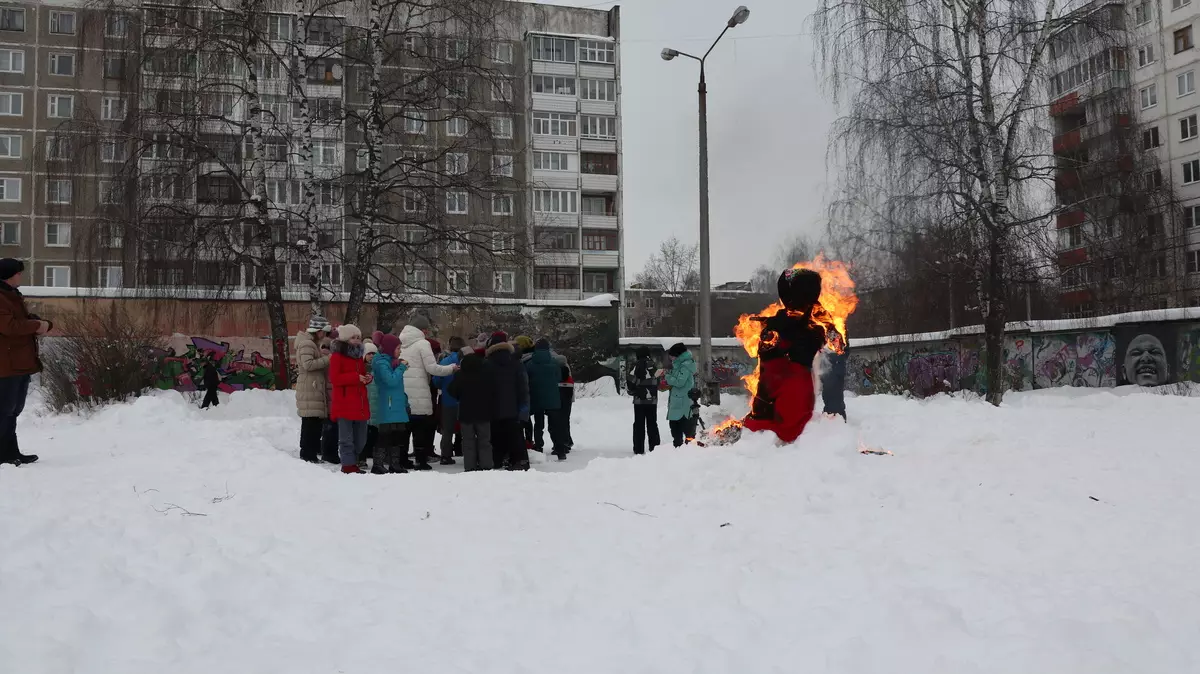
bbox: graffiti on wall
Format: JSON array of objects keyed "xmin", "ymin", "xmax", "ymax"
[
  {"xmin": 152, "ymin": 336, "xmax": 278, "ymax": 392},
  {"xmin": 1031, "ymin": 332, "xmax": 1116, "ymax": 389},
  {"xmin": 1178, "ymin": 325, "xmax": 1200, "ymax": 383},
  {"xmin": 1004, "ymin": 337, "xmax": 1033, "ymax": 392},
  {"xmin": 711, "ymin": 355, "xmax": 751, "ymax": 389}
]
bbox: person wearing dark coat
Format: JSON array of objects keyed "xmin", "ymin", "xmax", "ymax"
[
  {"xmin": 485, "ymin": 332, "xmax": 530, "ymax": 470},
  {"xmin": 200, "ymin": 360, "xmax": 222, "ymax": 409},
  {"xmin": 448, "ymin": 347, "xmax": 495, "ymax": 471},
  {"xmin": 526, "ymin": 338, "xmax": 568, "ymax": 460},
  {"xmin": 626, "ymin": 346, "xmax": 662, "ymax": 454},
  {"xmin": 0, "ymin": 259, "xmax": 51, "ymax": 466},
  {"xmin": 820, "ymin": 332, "xmax": 849, "ymax": 420}
]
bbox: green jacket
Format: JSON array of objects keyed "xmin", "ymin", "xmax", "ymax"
[
  {"xmin": 525, "ymin": 348, "xmax": 563, "ymax": 413},
  {"xmin": 665, "ymin": 351, "xmax": 697, "ymax": 421}
]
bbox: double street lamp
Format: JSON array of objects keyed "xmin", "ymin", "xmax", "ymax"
[{"xmin": 661, "ymin": 5, "xmax": 750, "ymax": 406}]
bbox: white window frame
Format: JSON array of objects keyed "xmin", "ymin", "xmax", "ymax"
[
  {"xmin": 47, "ymin": 94, "xmax": 73, "ymax": 119},
  {"xmin": 0, "ymin": 177, "xmax": 19, "ymax": 201},
  {"xmin": 533, "ymin": 189, "xmax": 578, "ymax": 214},
  {"xmin": 492, "ymin": 154, "xmax": 514, "ymax": 177},
  {"xmin": 313, "ymin": 139, "xmax": 338, "ymax": 166},
  {"xmin": 1184, "ymin": 114, "xmax": 1199, "ymax": 141},
  {"xmin": 446, "ymin": 152, "xmax": 469, "ymax": 175},
  {"xmin": 98, "ymin": 266, "xmax": 123, "ymax": 288},
  {"xmin": 533, "ymin": 151, "xmax": 570, "ymax": 171},
  {"xmin": 0, "ymin": 92, "xmax": 20, "ymax": 116},
  {"xmin": 533, "ymin": 75, "xmax": 576, "ymax": 96},
  {"xmin": 1136, "ymin": 0, "xmax": 1152, "ymax": 25},
  {"xmin": 48, "ymin": 52, "xmax": 74, "ymax": 77},
  {"xmin": 0, "ymin": 8, "xmax": 25, "ymax": 32},
  {"xmin": 580, "ymin": 78, "xmax": 616, "ymax": 101},
  {"xmin": 1138, "ymin": 44, "xmax": 1156, "ymax": 67},
  {"xmin": 404, "ymin": 268, "xmax": 431, "ymax": 292},
  {"xmin": 99, "ymin": 179, "xmax": 120, "ymax": 204},
  {"xmin": 531, "ymin": 35, "xmax": 576, "ymax": 63},
  {"xmin": 45, "ymin": 221, "xmax": 71, "ymax": 246},
  {"xmin": 1144, "ymin": 126, "xmax": 1161, "ymax": 150},
  {"xmin": 0, "ymin": 49, "xmax": 23, "ymax": 73},
  {"xmin": 101, "ymin": 139, "xmax": 127, "ymax": 164},
  {"xmin": 493, "ymin": 42, "xmax": 513, "ymax": 64},
  {"xmin": 446, "ymin": 190, "xmax": 469, "ymax": 214},
  {"xmin": 1186, "ymin": 204, "xmax": 1200, "ymax": 228},
  {"xmin": 404, "ymin": 111, "xmax": 427, "ymax": 135},
  {"xmin": 492, "ymin": 231, "xmax": 515, "ymax": 252},
  {"xmin": 402, "ymin": 190, "xmax": 422, "ymax": 213},
  {"xmin": 49, "ymin": 10, "xmax": 76, "ymax": 35},
  {"xmin": 46, "ymin": 180, "xmax": 72, "ymax": 205},
  {"xmin": 581, "ymin": 115, "xmax": 617, "ymax": 139},
  {"xmin": 447, "ymin": 269, "xmax": 470, "ymax": 292},
  {"xmin": 493, "ymin": 270, "xmax": 515, "ymax": 294},
  {"xmin": 533, "ymin": 112, "xmax": 577, "ymax": 137},
  {"xmin": 1185, "ymin": 159, "xmax": 1200, "ymax": 184},
  {"xmin": 447, "ymin": 75, "xmax": 469, "ymax": 99},
  {"xmin": 492, "ymin": 80, "xmax": 513, "ymax": 102},
  {"xmin": 1180, "ymin": 71, "xmax": 1196, "ymax": 97},
  {"xmin": 0, "ymin": 134, "xmax": 20, "ymax": 158},
  {"xmin": 101, "ymin": 97, "xmax": 127, "ymax": 121},
  {"xmin": 1141, "ymin": 84, "xmax": 1158, "ymax": 109},
  {"xmin": 446, "ymin": 117, "xmax": 469, "ymax": 137},
  {"xmin": 44, "ymin": 265, "xmax": 71, "ymax": 288},
  {"xmin": 579, "ymin": 39, "xmax": 615, "ymax": 64},
  {"xmin": 105, "ymin": 14, "xmax": 129, "ymax": 38},
  {"xmin": 1188, "ymin": 249, "xmax": 1200, "ymax": 274},
  {"xmin": 448, "ymin": 236, "xmax": 470, "ymax": 254},
  {"xmin": 491, "ymin": 116, "xmax": 513, "ymax": 139},
  {"xmin": 45, "ymin": 135, "xmax": 71, "ymax": 160},
  {"xmin": 0, "ymin": 221, "xmax": 19, "ymax": 245},
  {"xmin": 492, "ymin": 193, "xmax": 513, "ymax": 216}
]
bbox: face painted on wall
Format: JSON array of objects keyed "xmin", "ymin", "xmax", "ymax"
[{"xmin": 1124, "ymin": 334, "xmax": 1169, "ymax": 386}]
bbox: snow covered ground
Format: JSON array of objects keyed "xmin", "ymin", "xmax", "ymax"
[{"xmin": 2, "ymin": 384, "xmax": 1199, "ymax": 673}]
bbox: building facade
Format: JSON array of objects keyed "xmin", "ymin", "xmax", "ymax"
[{"xmin": 0, "ymin": 0, "xmax": 623, "ymax": 302}]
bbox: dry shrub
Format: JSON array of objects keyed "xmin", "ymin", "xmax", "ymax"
[{"xmin": 40, "ymin": 305, "xmax": 168, "ymax": 413}]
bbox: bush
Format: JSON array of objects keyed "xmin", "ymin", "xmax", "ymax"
[{"xmin": 39, "ymin": 306, "xmax": 168, "ymax": 413}]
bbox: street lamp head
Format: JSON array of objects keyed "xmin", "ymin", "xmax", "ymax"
[
  {"xmin": 728, "ymin": 5, "xmax": 750, "ymax": 27},
  {"xmin": 660, "ymin": 47, "xmax": 679, "ymax": 61}
]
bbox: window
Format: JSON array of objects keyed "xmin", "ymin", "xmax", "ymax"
[
  {"xmin": 1146, "ymin": 168, "xmax": 1164, "ymax": 189},
  {"xmin": 1186, "ymin": 159, "xmax": 1200, "ymax": 185},
  {"xmin": 1188, "ymin": 250, "xmax": 1200, "ymax": 274},
  {"xmin": 1176, "ymin": 0, "xmax": 1193, "ymax": 9},
  {"xmin": 46, "ymin": 180, "xmax": 71, "ymax": 204},
  {"xmin": 47, "ymin": 95, "xmax": 73, "ymax": 119},
  {"xmin": 104, "ymin": 56, "xmax": 127, "ymax": 80},
  {"xmin": 45, "ymin": 222, "xmax": 71, "ymax": 246},
  {"xmin": 446, "ymin": 76, "xmax": 469, "ymax": 99},
  {"xmin": 44, "ymin": 266, "xmax": 70, "ymax": 288},
  {"xmin": 579, "ymin": 39, "xmax": 614, "ymax": 64},
  {"xmin": 536, "ymin": 267, "xmax": 579, "ymax": 290},
  {"xmin": 1151, "ymin": 255, "xmax": 1168, "ymax": 277},
  {"xmin": 401, "ymin": 190, "xmax": 423, "ymax": 213},
  {"xmin": 491, "ymin": 116, "xmax": 513, "ymax": 139},
  {"xmin": 1135, "ymin": 0, "xmax": 1152, "ymax": 25},
  {"xmin": 99, "ymin": 179, "xmax": 121, "ymax": 204},
  {"xmin": 448, "ymin": 235, "xmax": 470, "ymax": 254},
  {"xmin": 534, "ymin": 189, "xmax": 578, "ymax": 213},
  {"xmin": 580, "ymin": 79, "xmax": 616, "ymax": 101},
  {"xmin": 492, "ymin": 231, "xmax": 515, "ymax": 252},
  {"xmin": 446, "ymin": 117, "xmax": 469, "ymax": 137},
  {"xmin": 1141, "ymin": 84, "xmax": 1158, "ymax": 109},
  {"xmin": 1177, "ymin": 26, "xmax": 1194, "ymax": 53},
  {"xmin": 492, "ymin": 193, "xmax": 513, "ymax": 215},
  {"xmin": 45, "ymin": 135, "xmax": 71, "ymax": 160},
  {"xmin": 584, "ymin": 272, "xmax": 611, "ymax": 293},
  {"xmin": 447, "ymin": 269, "xmax": 470, "ymax": 292},
  {"xmin": 105, "ymin": 14, "xmax": 129, "ymax": 37},
  {"xmin": 1146, "ymin": 212, "xmax": 1165, "ymax": 238},
  {"xmin": 583, "ymin": 195, "xmax": 615, "ymax": 215},
  {"xmin": 0, "ymin": 8, "xmax": 24, "ymax": 31},
  {"xmin": 533, "ymin": 151, "xmax": 570, "ymax": 171},
  {"xmin": 404, "ymin": 268, "xmax": 431, "ymax": 292},
  {"xmin": 493, "ymin": 42, "xmax": 513, "ymax": 64},
  {"xmin": 583, "ymin": 231, "xmax": 617, "ymax": 250},
  {"xmin": 531, "ymin": 36, "xmax": 576, "ymax": 63},
  {"xmin": 581, "ymin": 115, "xmax": 618, "ymax": 139},
  {"xmin": 313, "ymin": 140, "xmax": 337, "ymax": 165},
  {"xmin": 48, "ymin": 53, "xmax": 74, "ymax": 76},
  {"xmin": 204, "ymin": 93, "xmax": 235, "ymax": 117},
  {"xmin": 267, "ymin": 14, "xmax": 292, "ymax": 41},
  {"xmin": 492, "ymin": 155, "xmax": 514, "ymax": 177},
  {"xmin": 1184, "ymin": 114, "xmax": 1199, "ymax": 140},
  {"xmin": 404, "ymin": 111, "xmax": 426, "ymax": 134},
  {"xmin": 533, "ymin": 112, "xmax": 577, "ymax": 136},
  {"xmin": 1138, "ymin": 44, "xmax": 1156, "ymax": 67},
  {"xmin": 0, "ymin": 49, "xmax": 23, "ymax": 73},
  {"xmin": 533, "ymin": 75, "xmax": 576, "ymax": 95},
  {"xmin": 492, "ymin": 80, "xmax": 513, "ymax": 102},
  {"xmin": 442, "ymin": 39, "xmax": 468, "ymax": 60},
  {"xmin": 98, "ymin": 266, "xmax": 123, "ymax": 288},
  {"xmin": 0, "ymin": 134, "xmax": 20, "ymax": 158},
  {"xmin": 1181, "ymin": 71, "xmax": 1196, "ymax": 97},
  {"xmin": 581, "ymin": 152, "xmax": 617, "ymax": 175},
  {"xmin": 626, "ymin": 317, "xmax": 636, "ymax": 329},
  {"xmin": 446, "ymin": 190, "xmax": 468, "ymax": 214},
  {"xmin": 1144, "ymin": 126, "xmax": 1161, "ymax": 149},
  {"xmin": 49, "ymin": 11, "xmax": 75, "ymax": 35},
  {"xmin": 0, "ymin": 221, "xmax": 16, "ymax": 245},
  {"xmin": 493, "ymin": 271, "xmax": 515, "ymax": 294},
  {"xmin": 446, "ymin": 152, "xmax": 469, "ymax": 175},
  {"xmin": 0, "ymin": 92, "xmax": 20, "ymax": 116},
  {"xmin": 0, "ymin": 178, "xmax": 19, "ymax": 201},
  {"xmin": 536, "ymin": 230, "xmax": 576, "ymax": 249},
  {"xmin": 1187, "ymin": 204, "xmax": 1200, "ymax": 228}
]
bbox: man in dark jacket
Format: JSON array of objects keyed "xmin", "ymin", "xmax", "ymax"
[
  {"xmin": 526, "ymin": 338, "xmax": 568, "ymax": 460},
  {"xmin": 0, "ymin": 259, "xmax": 51, "ymax": 466},
  {"xmin": 626, "ymin": 346, "xmax": 662, "ymax": 454},
  {"xmin": 200, "ymin": 360, "xmax": 221, "ymax": 409},
  {"xmin": 485, "ymin": 332, "xmax": 530, "ymax": 470},
  {"xmin": 448, "ymin": 346, "xmax": 495, "ymax": 471}
]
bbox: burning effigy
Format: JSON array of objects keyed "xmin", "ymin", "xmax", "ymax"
[{"xmin": 703, "ymin": 255, "xmax": 858, "ymax": 445}]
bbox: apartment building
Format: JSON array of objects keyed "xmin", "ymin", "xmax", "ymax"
[
  {"xmin": 622, "ymin": 283, "xmax": 774, "ymax": 338},
  {"xmin": 1049, "ymin": 0, "xmax": 1200, "ymax": 317},
  {"xmin": 0, "ymin": 0, "xmax": 623, "ymax": 302}
]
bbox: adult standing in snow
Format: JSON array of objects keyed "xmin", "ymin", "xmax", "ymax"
[
  {"xmin": 448, "ymin": 346, "xmax": 495, "ymax": 471},
  {"xmin": 526, "ymin": 338, "xmax": 568, "ymax": 460},
  {"xmin": 318, "ymin": 338, "xmax": 340, "ymax": 463},
  {"xmin": 0, "ymin": 259, "xmax": 51, "ymax": 466},
  {"xmin": 627, "ymin": 346, "xmax": 662, "ymax": 454},
  {"xmin": 200, "ymin": 359, "xmax": 222, "ymax": 409},
  {"xmin": 820, "ymin": 332, "xmax": 848, "ymax": 420},
  {"xmin": 396, "ymin": 315, "xmax": 456, "ymax": 471},
  {"xmin": 329, "ymin": 324, "xmax": 372, "ymax": 474},
  {"xmin": 293, "ymin": 315, "xmax": 332, "ymax": 463},
  {"xmin": 486, "ymin": 332, "xmax": 529, "ymax": 470},
  {"xmin": 665, "ymin": 343, "xmax": 698, "ymax": 447},
  {"xmin": 370, "ymin": 333, "xmax": 409, "ymax": 474},
  {"xmin": 433, "ymin": 335, "xmax": 464, "ymax": 465}
]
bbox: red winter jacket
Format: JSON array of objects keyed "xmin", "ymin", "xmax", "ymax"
[{"xmin": 328, "ymin": 345, "xmax": 370, "ymax": 422}]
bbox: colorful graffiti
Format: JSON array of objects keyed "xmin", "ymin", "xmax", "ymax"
[
  {"xmin": 152, "ymin": 337, "xmax": 278, "ymax": 392},
  {"xmin": 711, "ymin": 355, "xmax": 752, "ymax": 389},
  {"xmin": 1004, "ymin": 337, "xmax": 1033, "ymax": 392},
  {"xmin": 1032, "ymin": 332, "xmax": 1116, "ymax": 389},
  {"xmin": 1178, "ymin": 326, "xmax": 1200, "ymax": 383}
]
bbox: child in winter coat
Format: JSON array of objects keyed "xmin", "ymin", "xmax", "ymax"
[
  {"xmin": 741, "ymin": 269, "xmax": 827, "ymax": 443},
  {"xmin": 627, "ymin": 346, "xmax": 662, "ymax": 454},
  {"xmin": 397, "ymin": 315, "xmax": 457, "ymax": 470},
  {"xmin": 328, "ymin": 324, "xmax": 372, "ymax": 473},
  {"xmin": 370, "ymin": 332, "xmax": 410, "ymax": 474},
  {"xmin": 665, "ymin": 343, "xmax": 698, "ymax": 447},
  {"xmin": 432, "ymin": 335, "xmax": 465, "ymax": 465},
  {"xmin": 448, "ymin": 346, "xmax": 495, "ymax": 471}
]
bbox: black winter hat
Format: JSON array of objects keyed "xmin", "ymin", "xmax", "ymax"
[
  {"xmin": 667, "ymin": 342, "xmax": 688, "ymax": 358},
  {"xmin": 635, "ymin": 346, "xmax": 651, "ymax": 359},
  {"xmin": 534, "ymin": 337, "xmax": 551, "ymax": 351},
  {"xmin": 0, "ymin": 258, "xmax": 23, "ymax": 282},
  {"xmin": 778, "ymin": 268, "xmax": 822, "ymax": 311}
]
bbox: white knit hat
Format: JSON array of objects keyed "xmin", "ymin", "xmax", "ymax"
[
  {"xmin": 363, "ymin": 342, "xmax": 378, "ymax": 356},
  {"xmin": 337, "ymin": 324, "xmax": 362, "ymax": 341}
]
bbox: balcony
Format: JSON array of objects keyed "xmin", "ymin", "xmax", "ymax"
[
  {"xmin": 535, "ymin": 250, "xmax": 580, "ymax": 266},
  {"xmin": 582, "ymin": 250, "xmax": 619, "ymax": 268},
  {"xmin": 1050, "ymin": 92, "xmax": 1081, "ymax": 117},
  {"xmin": 1058, "ymin": 247, "xmax": 1088, "ymax": 267},
  {"xmin": 1055, "ymin": 169, "xmax": 1080, "ymax": 193},
  {"xmin": 582, "ymin": 213, "xmax": 618, "ymax": 229},
  {"xmin": 1056, "ymin": 209, "xmax": 1085, "ymax": 229},
  {"xmin": 581, "ymin": 173, "xmax": 618, "ymax": 191},
  {"xmin": 1053, "ymin": 128, "xmax": 1082, "ymax": 154}
]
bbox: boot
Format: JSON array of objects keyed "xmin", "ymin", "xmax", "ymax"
[
  {"xmin": 389, "ymin": 466, "xmax": 408, "ymax": 474},
  {"xmin": 414, "ymin": 462, "xmax": 433, "ymax": 471},
  {"xmin": 370, "ymin": 465, "xmax": 387, "ymax": 475},
  {"xmin": 439, "ymin": 456, "xmax": 456, "ymax": 466},
  {"xmin": 322, "ymin": 454, "xmax": 340, "ymax": 464},
  {"xmin": 300, "ymin": 452, "xmax": 320, "ymax": 463},
  {"xmin": 341, "ymin": 465, "xmax": 361, "ymax": 474}
]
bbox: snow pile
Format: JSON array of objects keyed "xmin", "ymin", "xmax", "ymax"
[{"xmin": 2, "ymin": 388, "xmax": 1199, "ymax": 672}]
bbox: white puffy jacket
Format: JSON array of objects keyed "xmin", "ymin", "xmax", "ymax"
[{"xmin": 397, "ymin": 324, "xmax": 455, "ymax": 416}]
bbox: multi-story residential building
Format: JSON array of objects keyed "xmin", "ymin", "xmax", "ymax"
[
  {"xmin": 0, "ymin": 0, "xmax": 622, "ymax": 302},
  {"xmin": 1049, "ymin": 0, "xmax": 1200, "ymax": 317},
  {"xmin": 622, "ymin": 283, "xmax": 774, "ymax": 338}
]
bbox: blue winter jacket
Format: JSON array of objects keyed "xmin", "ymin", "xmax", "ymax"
[
  {"xmin": 665, "ymin": 351, "xmax": 697, "ymax": 421},
  {"xmin": 432, "ymin": 351, "xmax": 460, "ymax": 408},
  {"xmin": 371, "ymin": 355, "xmax": 410, "ymax": 425}
]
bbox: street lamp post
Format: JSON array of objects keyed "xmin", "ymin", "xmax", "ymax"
[{"xmin": 662, "ymin": 6, "xmax": 750, "ymax": 406}]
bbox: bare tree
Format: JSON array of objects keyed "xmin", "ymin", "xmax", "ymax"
[{"xmin": 635, "ymin": 236, "xmax": 699, "ymax": 293}]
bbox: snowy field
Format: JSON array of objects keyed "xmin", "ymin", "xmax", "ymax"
[{"xmin": 2, "ymin": 382, "xmax": 1199, "ymax": 673}]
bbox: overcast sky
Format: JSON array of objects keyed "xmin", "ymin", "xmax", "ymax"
[{"xmin": 539, "ymin": 0, "xmax": 839, "ymax": 284}]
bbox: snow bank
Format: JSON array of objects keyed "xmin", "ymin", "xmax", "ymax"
[{"xmin": 2, "ymin": 388, "xmax": 1199, "ymax": 673}]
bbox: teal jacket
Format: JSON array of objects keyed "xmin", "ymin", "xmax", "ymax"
[
  {"xmin": 370, "ymin": 355, "xmax": 410, "ymax": 425},
  {"xmin": 525, "ymin": 348, "xmax": 563, "ymax": 414},
  {"xmin": 665, "ymin": 351, "xmax": 697, "ymax": 421}
]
